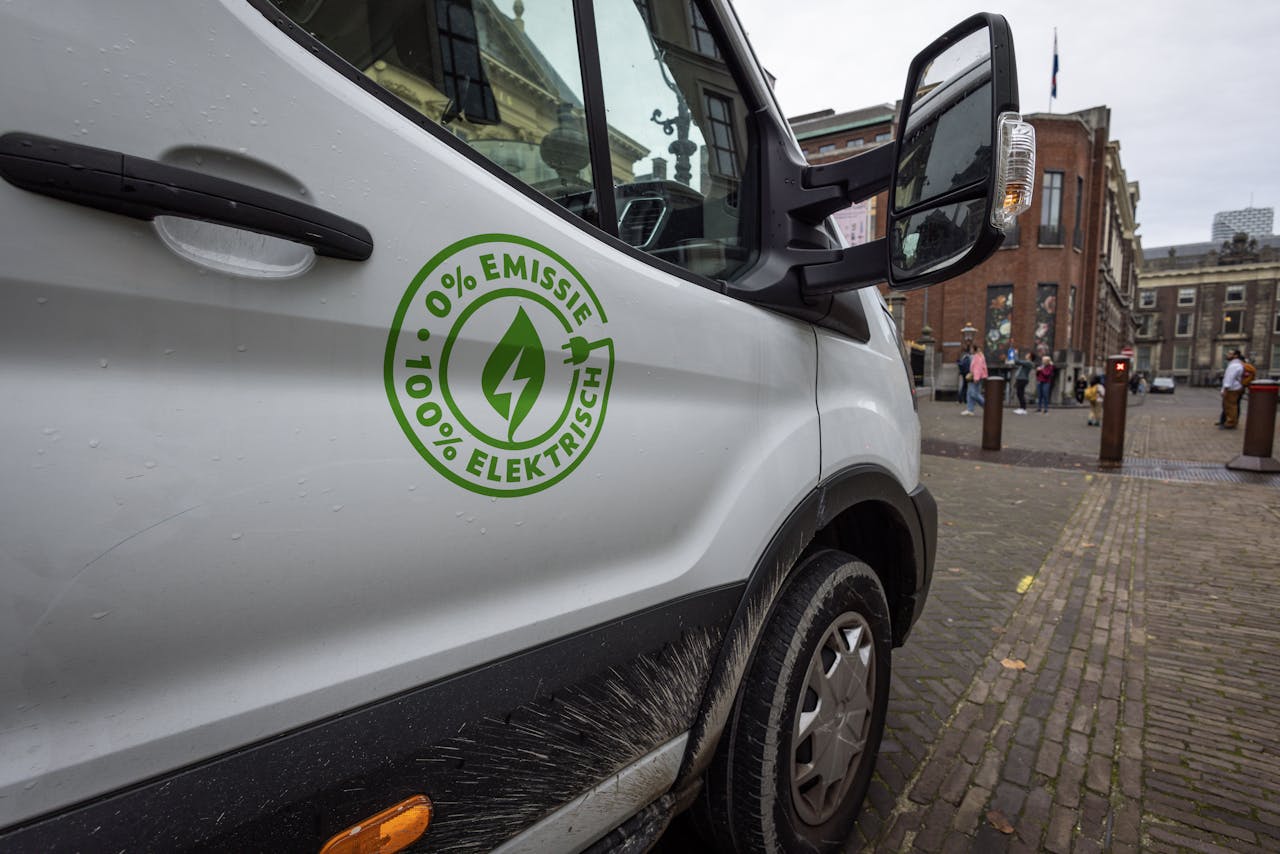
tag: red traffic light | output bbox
[1113,360,1128,373]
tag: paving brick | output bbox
[827,395,1280,854]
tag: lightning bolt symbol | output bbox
[492,349,536,441]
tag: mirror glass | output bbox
[891,199,985,272]
[891,25,994,276]
[895,28,992,213]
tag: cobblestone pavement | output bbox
[659,388,1278,852]
[847,391,1280,852]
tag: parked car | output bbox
[1151,377,1177,393]
[0,2,1031,851]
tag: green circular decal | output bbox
[385,235,613,497]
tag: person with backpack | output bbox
[1220,349,1246,429]
[1084,375,1105,426]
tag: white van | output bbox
[0,2,1032,850]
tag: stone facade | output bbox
[1136,234,1280,384]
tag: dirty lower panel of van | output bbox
[0,585,743,854]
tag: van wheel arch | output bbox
[674,465,934,795]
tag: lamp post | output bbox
[961,322,976,351]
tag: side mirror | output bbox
[888,13,1034,290]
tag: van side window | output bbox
[593,0,756,281]
[269,0,598,222]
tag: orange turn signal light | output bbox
[318,795,432,854]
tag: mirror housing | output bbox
[887,13,1030,290]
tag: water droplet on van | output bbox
[230,532,243,541]
[331,504,344,512]
[88,439,100,448]
[41,427,57,436]
[163,348,175,356]
[297,478,307,485]
[91,611,110,620]
[236,344,247,352]
[144,461,157,469]
[455,511,464,517]
[408,485,416,492]
[212,455,222,462]
[98,358,109,368]
[36,297,48,305]
[480,527,487,535]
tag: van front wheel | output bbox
[702,550,892,853]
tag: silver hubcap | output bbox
[790,611,876,825]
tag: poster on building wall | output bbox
[985,284,1013,357]
[832,200,872,246]
[1034,283,1058,359]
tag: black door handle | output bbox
[0,132,373,261]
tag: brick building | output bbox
[885,105,1141,400]
[1136,233,1280,385]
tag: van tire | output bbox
[697,549,892,853]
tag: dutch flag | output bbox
[1051,30,1059,100]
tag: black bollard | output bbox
[1227,380,1280,472]
[1099,356,1130,469]
[982,376,1005,451]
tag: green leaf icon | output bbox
[482,307,545,442]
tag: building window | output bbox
[1176,312,1192,336]
[847,138,865,149]
[1136,315,1154,336]
[874,131,890,143]
[703,92,739,178]
[1173,344,1190,372]
[1136,345,1152,373]
[818,143,835,154]
[1274,307,1280,334]
[1177,287,1195,306]
[1272,341,1280,372]
[1073,175,1084,249]
[1225,284,1245,303]
[689,1,718,57]
[1222,309,1245,334]
[1139,289,1156,308]
[1039,171,1064,244]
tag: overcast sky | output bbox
[730,0,1280,249]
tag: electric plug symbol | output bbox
[562,336,612,366]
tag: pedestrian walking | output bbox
[1084,375,1104,426]
[957,347,971,406]
[962,346,987,415]
[1012,351,1034,414]
[1035,356,1055,413]
[1220,349,1245,429]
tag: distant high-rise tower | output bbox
[1211,207,1273,241]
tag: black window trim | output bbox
[245,0,765,298]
